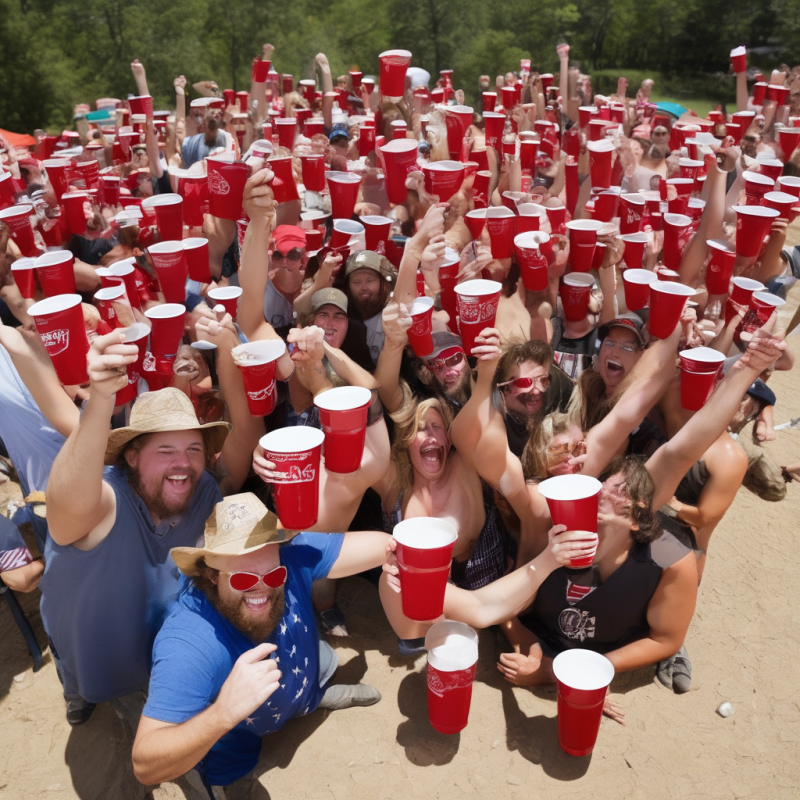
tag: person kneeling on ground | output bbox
[132,494,390,794]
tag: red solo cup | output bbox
[379,49,412,98]
[482,92,497,112]
[360,215,392,254]
[0,171,16,209]
[235,91,249,113]
[454,279,502,354]
[61,191,90,236]
[423,160,465,201]
[348,71,362,91]
[267,156,300,204]
[314,386,372,473]
[662,213,693,269]
[621,232,648,271]
[331,219,364,248]
[0,204,38,257]
[425,620,478,735]
[538,474,602,541]
[730,46,747,73]
[100,174,121,205]
[362,78,375,96]
[393,520,459,622]
[232,339,285,416]
[280,74,294,95]
[299,79,316,103]
[305,229,323,252]
[144,193,184,241]
[732,205,779,257]
[144,303,186,356]
[578,106,597,128]
[619,194,645,235]
[566,219,603,272]
[378,139,418,205]
[439,256,460,332]
[757,157,784,181]
[407,297,435,356]
[764,190,797,220]
[742,170,774,206]
[471,170,491,207]
[501,191,526,213]
[553,649,615,757]
[514,232,549,291]
[609,105,625,124]
[10,257,36,298]
[657,267,679,281]
[108,260,143,312]
[303,118,325,139]
[252,59,271,83]
[391,120,408,140]
[485,207,516,259]
[778,128,800,163]
[777,175,800,199]
[74,159,100,191]
[686,197,705,223]
[587,119,610,142]
[622,268,656,311]
[545,204,567,236]
[147,241,188,303]
[731,110,756,138]
[34,250,77,296]
[176,174,209,227]
[678,158,703,182]
[729,276,764,307]
[519,139,537,172]
[276,118,297,151]
[705,239,736,294]
[208,286,243,319]
[586,139,614,190]
[648,280,695,338]
[129,95,153,120]
[501,85,517,111]
[750,291,786,325]
[465,208,487,240]
[300,154,325,193]
[28,294,89,385]
[114,322,149,405]
[326,171,363,219]
[207,157,250,220]
[679,347,725,411]
[358,124,376,157]
[93,284,132,329]
[724,122,742,144]
[590,242,607,271]
[516,203,544,234]
[182,237,211,283]
[260,427,325,528]
[482,112,505,150]
[766,84,786,103]
[592,191,618,223]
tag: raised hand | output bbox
[173,75,187,93]
[214,643,281,729]
[242,167,277,224]
[545,524,598,568]
[287,325,325,363]
[471,327,503,361]
[382,300,412,347]
[86,330,139,399]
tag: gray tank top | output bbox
[40,465,222,702]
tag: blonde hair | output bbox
[390,386,454,494]
[521,412,576,480]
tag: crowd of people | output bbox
[0,39,799,798]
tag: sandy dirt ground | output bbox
[2,229,799,800]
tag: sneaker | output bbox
[318,683,381,711]
[66,697,97,726]
[318,605,348,637]
[655,656,674,689]
[397,637,426,657]
[672,646,692,694]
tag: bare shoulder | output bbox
[67,481,119,551]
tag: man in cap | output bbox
[328,122,350,159]
[132,494,388,793]
[596,314,648,397]
[41,331,261,726]
[342,250,397,365]
[309,287,373,370]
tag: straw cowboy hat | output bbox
[104,387,231,466]
[171,493,296,576]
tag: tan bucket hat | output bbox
[171,493,296,576]
[344,250,397,281]
[104,387,231,465]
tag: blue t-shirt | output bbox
[143,532,344,786]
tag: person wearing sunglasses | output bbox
[259,225,309,335]
[133,494,391,792]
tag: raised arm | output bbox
[374,301,411,412]
[321,341,378,390]
[47,331,138,546]
[395,205,446,306]
[131,59,149,97]
[646,318,786,510]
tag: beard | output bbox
[196,572,287,643]
[440,369,472,408]
[351,293,384,321]
[127,465,199,521]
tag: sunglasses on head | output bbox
[425,351,465,370]
[497,375,551,392]
[224,566,287,592]
[272,248,304,262]
[548,440,585,458]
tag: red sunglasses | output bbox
[225,566,287,592]
[497,375,551,392]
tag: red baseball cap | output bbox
[271,225,307,253]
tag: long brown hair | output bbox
[599,455,659,543]
[521,412,574,481]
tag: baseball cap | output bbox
[329,123,349,142]
[344,250,397,281]
[598,313,647,349]
[271,225,307,253]
[311,287,348,314]
[746,378,776,407]
[423,331,464,361]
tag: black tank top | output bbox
[520,530,690,658]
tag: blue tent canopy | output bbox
[655,102,688,119]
